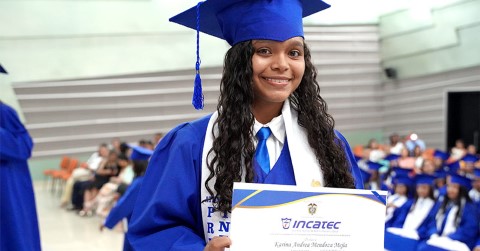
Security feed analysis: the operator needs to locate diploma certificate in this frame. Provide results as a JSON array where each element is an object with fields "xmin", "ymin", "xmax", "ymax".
[{"xmin": 229, "ymin": 183, "xmax": 387, "ymax": 251}]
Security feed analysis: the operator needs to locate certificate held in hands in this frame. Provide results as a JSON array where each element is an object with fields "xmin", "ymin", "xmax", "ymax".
[{"xmin": 229, "ymin": 183, "xmax": 387, "ymax": 251}]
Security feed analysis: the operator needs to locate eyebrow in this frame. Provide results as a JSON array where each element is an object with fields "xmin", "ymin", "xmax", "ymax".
[{"xmin": 252, "ymin": 40, "xmax": 304, "ymax": 47}]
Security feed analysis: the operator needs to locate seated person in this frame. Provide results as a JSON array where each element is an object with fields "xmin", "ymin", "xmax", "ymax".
[
  {"xmin": 385, "ymin": 175, "xmax": 438, "ymax": 251},
  {"xmin": 417, "ymin": 174, "xmax": 478, "ymax": 251}
]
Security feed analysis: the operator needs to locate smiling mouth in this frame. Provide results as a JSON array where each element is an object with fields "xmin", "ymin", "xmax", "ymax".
[{"xmin": 263, "ymin": 77, "xmax": 290, "ymax": 84}]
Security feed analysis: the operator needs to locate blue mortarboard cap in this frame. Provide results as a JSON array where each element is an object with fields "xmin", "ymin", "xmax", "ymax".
[
  {"xmin": 393, "ymin": 176, "xmax": 414, "ymax": 186},
  {"xmin": 447, "ymin": 161, "xmax": 461, "ymax": 173},
  {"xmin": 170, "ymin": 0, "xmax": 331, "ymax": 46},
  {"xmin": 474, "ymin": 168, "xmax": 480, "ymax": 178},
  {"xmin": 366, "ymin": 161, "xmax": 382, "ymax": 171},
  {"xmin": 433, "ymin": 149, "xmax": 449, "ymax": 161},
  {"xmin": 393, "ymin": 167, "xmax": 412, "ymax": 178},
  {"xmin": 415, "ymin": 174, "xmax": 435, "ymax": 186},
  {"xmin": 462, "ymin": 154, "xmax": 479, "ymax": 163},
  {"xmin": 435, "ymin": 169, "xmax": 447, "ymax": 179},
  {"xmin": 129, "ymin": 145, "xmax": 153, "ymax": 161},
  {"xmin": 449, "ymin": 173, "xmax": 473, "ymax": 190},
  {"xmin": 384, "ymin": 154, "xmax": 401, "ymax": 161},
  {"xmin": 169, "ymin": 0, "xmax": 330, "ymax": 110},
  {"xmin": 0, "ymin": 64, "xmax": 7, "ymax": 74}
]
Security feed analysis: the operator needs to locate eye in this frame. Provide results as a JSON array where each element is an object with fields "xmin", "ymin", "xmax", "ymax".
[
  {"xmin": 256, "ymin": 48, "xmax": 271, "ymax": 55},
  {"xmin": 289, "ymin": 50, "xmax": 302, "ymax": 57}
]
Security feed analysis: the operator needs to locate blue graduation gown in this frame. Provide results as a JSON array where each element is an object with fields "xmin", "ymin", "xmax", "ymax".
[
  {"xmin": 104, "ymin": 176, "xmax": 144, "ymax": 251},
  {"xmin": 419, "ymin": 201, "xmax": 479, "ymax": 250},
  {"xmin": 384, "ymin": 199, "xmax": 439, "ymax": 251},
  {"xmin": 127, "ymin": 114, "xmax": 363, "ymax": 251},
  {"xmin": 0, "ymin": 103, "xmax": 41, "ymax": 251},
  {"xmin": 385, "ymin": 199, "xmax": 439, "ymax": 240}
]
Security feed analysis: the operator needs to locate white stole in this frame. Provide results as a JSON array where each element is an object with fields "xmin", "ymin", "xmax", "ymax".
[
  {"xmin": 403, "ymin": 198, "xmax": 435, "ymax": 230},
  {"xmin": 441, "ymin": 205, "xmax": 459, "ymax": 237},
  {"xmin": 200, "ymin": 101, "xmax": 323, "ymax": 243}
]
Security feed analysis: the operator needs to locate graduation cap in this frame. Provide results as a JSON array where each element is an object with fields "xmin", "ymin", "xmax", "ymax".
[
  {"xmin": 392, "ymin": 167, "xmax": 413, "ymax": 178},
  {"xmin": 129, "ymin": 145, "xmax": 153, "ymax": 161},
  {"xmin": 169, "ymin": 0, "xmax": 330, "ymax": 109},
  {"xmin": 474, "ymin": 168, "xmax": 480, "ymax": 179},
  {"xmin": 435, "ymin": 169, "xmax": 447, "ymax": 179},
  {"xmin": 366, "ymin": 161, "xmax": 383, "ymax": 171},
  {"xmin": 0, "ymin": 64, "xmax": 7, "ymax": 74},
  {"xmin": 393, "ymin": 175, "xmax": 414, "ymax": 186},
  {"xmin": 384, "ymin": 154, "xmax": 401, "ymax": 161},
  {"xmin": 415, "ymin": 174, "xmax": 435, "ymax": 186},
  {"xmin": 433, "ymin": 149, "xmax": 449, "ymax": 161},
  {"xmin": 447, "ymin": 161, "xmax": 461, "ymax": 173},
  {"xmin": 462, "ymin": 154, "xmax": 479, "ymax": 164},
  {"xmin": 449, "ymin": 173, "xmax": 473, "ymax": 190}
]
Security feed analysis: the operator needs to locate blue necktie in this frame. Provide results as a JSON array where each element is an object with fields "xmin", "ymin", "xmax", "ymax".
[{"xmin": 255, "ymin": 127, "xmax": 272, "ymax": 174}]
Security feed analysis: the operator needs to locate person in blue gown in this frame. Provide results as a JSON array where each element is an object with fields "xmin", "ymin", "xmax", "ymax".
[
  {"xmin": 100, "ymin": 146, "xmax": 151, "ymax": 251},
  {"xmin": 127, "ymin": 1, "xmax": 364, "ymax": 250},
  {"xmin": 0, "ymin": 101, "xmax": 41, "ymax": 251},
  {"xmin": 417, "ymin": 174, "xmax": 478, "ymax": 251},
  {"xmin": 384, "ymin": 174, "xmax": 439, "ymax": 251}
]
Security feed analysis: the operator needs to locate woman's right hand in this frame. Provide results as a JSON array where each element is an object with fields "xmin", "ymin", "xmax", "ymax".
[{"xmin": 204, "ymin": 236, "xmax": 231, "ymax": 251}]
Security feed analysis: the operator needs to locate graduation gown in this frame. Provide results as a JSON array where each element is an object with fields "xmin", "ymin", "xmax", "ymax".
[
  {"xmin": 104, "ymin": 176, "xmax": 144, "ymax": 251},
  {"xmin": 384, "ymin": 198, "xmax": 438, "ymax": 251},
  {"xmin": 0, "ymin": 103, "xmax": 41, "ymax": 251},
  {"xmin": 418, "ymin": 201, "xmax": 479, "ymax": 250},
  {"xmin": 127, "ymin": 114, "xmax": 363, "ymax": 251}
]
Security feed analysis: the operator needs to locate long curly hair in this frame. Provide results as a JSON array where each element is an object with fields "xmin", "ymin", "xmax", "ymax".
[{"xmin": 205, "ymin": 40, "xmax": 355, "ymax": 214}]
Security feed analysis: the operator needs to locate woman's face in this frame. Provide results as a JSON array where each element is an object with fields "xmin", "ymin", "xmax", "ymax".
[
  {"xmin": 446, "ymin": 183, "xmax": 460, "ymax": 200},
  {"xmin": 395, "ymin": 184, "xmax": 407, "ymax": 195},
  {"xmin": 251, "ymin": 37, "xmax": 305, "ymax": 108},
  {"xmin": 416, "ymin": 184, "xmax": 430, "ymax": 198},
  {"xmin": 422, "ymin": 160, "xmax": 435, "ymax": 174}
]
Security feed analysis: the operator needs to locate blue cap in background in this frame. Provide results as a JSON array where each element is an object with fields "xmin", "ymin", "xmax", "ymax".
[
  {"xmin": 447, "ymin": 161, "xmax": 461, "ymax": 173},
  {"xmin": 384, "ymin": 154, "xmax": 401, "ymax": 161},
  {"xmin": 462, "ymin": 154, "xmax": 479, "ymax": 163},
  {"xmin": 415, "ymin": 174, "xmax": 436, "ymax": 186},
  {"xmin": 129, "ymin": 145, "xmax": 153, "ymax": 161},
  {"xmin": 449, "ymin": 173, "xmax": 473, "ymax": 191},
  {"xmin": 433, "ymin": 149, "xmax": 449, "ymax": 161}
]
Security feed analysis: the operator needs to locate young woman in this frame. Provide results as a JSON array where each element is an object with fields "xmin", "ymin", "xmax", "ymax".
[
  {"xmin": 384, "ymin": 175, "xmax": 438, "ymax": 251},
  {"xmin": 127, "ymin": 1, "xmax": 363, "ymax": 250},
  {"xmin": 417, "ymin": 174, "xmax": 478, "ymax": 251}
]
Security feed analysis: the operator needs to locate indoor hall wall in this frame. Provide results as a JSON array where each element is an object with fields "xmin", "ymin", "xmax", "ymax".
[
  {"xmin": 382, "ymin": 65, "xmax": 480, "ymax": 150},
  {"xmin": 16, "ymin": 25, "xmax": 383, "ymax": 180},
  {"xmin": 380, "ymin": 0, "xmax": 480, "ymax": 79}
]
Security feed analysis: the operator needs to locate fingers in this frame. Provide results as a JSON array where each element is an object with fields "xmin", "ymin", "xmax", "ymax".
[{"xmin": 204, "ymin": 236, "xmax": 232, "ymax": 251}]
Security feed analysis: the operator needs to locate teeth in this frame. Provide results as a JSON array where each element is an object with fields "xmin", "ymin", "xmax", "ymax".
[{"xmin": 265, "ymin": 78, "xmax": 289, "ymax": 83}]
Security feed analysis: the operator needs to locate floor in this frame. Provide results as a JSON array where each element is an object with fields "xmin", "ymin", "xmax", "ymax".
[{"xmin": 34, "ymin": 181, "xmax": 124, "ymax": 251}]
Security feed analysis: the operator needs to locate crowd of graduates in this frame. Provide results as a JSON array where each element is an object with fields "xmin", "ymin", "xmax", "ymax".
[{"xmin": 354, "ymin": 134, "xmax": 480, "ymax": 251}]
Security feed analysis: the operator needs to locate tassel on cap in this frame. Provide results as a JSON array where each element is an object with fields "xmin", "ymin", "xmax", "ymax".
[{"xmin": 192, "ymin": 1, "xmax": 204, "ymax": 110}]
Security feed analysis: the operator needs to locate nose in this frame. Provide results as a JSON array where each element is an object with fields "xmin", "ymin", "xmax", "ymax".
[{"xmin": 270, "ymin": 54, "xmax": 289, "ymax": 72}]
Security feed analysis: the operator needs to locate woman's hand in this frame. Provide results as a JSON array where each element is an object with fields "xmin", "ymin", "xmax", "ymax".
[{"xmin": 204, "ymin": 236, "xmax": 231, "ymax": 251}]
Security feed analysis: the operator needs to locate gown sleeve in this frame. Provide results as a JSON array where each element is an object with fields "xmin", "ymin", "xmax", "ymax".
[
  {"xmin": 0, "ymin": 104, "xmax": 33, "ymax": 161},
  {"xmin": 104, "ymin": 177, "xmax": 144, "ymax": 229},
  {"xmin": 335, "ymin": 130, "xmax": 364, "ymax": 189},
  {"xmin": 127, "ymin": 120, "xmax": 207, "ymax": 251}
]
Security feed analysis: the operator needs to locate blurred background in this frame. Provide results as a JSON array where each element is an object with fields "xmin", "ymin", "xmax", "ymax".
[{"xmin": 1, "ymin": 0, "xmax": 479, "ymax": 250}]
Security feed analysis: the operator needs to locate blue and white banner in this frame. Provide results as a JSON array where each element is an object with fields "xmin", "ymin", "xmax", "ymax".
[{"xmin": 230, "ymin": 183, "xmax": 387, "ymax": 251}]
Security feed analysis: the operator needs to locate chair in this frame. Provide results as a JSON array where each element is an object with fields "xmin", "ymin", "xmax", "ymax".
[
  {"xmin": 43, "ymin": 156, "xmax": 70, "ymax": 191},
  {"xmin": 52, "ymin": 158, "xmax": 79, "ymax": 195}
]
